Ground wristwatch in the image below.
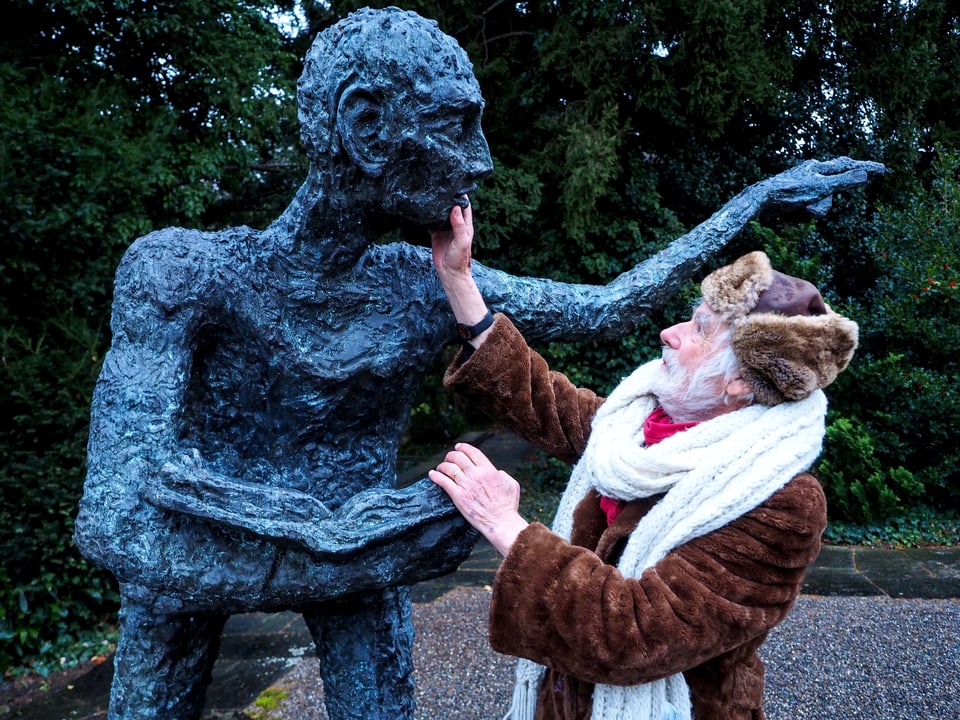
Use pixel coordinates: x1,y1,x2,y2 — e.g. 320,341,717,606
456,309,494,341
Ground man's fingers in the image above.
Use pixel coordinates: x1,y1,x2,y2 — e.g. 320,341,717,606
449,461,466,479
428,469,454,488
454,442,494,468
450,204,464,228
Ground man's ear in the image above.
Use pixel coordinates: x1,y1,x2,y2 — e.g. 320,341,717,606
725,376,754,400
336,88,388,176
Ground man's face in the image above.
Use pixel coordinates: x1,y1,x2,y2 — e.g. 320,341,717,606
659,303,724,375
653,303,734,421
379,75,493,229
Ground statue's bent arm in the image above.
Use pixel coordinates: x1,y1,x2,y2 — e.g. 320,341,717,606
149,458,463,558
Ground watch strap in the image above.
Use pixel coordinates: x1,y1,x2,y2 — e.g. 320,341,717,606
456,309,494,341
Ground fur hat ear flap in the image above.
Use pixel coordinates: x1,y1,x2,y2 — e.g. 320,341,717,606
732,311,859,405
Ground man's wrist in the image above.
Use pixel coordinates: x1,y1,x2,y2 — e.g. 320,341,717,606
486,515,528,557
440,273,490,328
456,309,494,341
438,268,473,287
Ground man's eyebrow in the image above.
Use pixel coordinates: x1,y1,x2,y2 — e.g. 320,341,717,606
693,308,718,331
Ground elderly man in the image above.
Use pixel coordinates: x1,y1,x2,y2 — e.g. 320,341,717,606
429,201,858,720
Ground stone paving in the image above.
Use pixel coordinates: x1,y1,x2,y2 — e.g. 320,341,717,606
5,430,958,720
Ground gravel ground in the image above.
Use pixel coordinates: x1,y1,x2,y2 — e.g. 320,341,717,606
259,588,959,720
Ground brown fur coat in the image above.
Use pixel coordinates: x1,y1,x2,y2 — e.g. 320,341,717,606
443,315,827,720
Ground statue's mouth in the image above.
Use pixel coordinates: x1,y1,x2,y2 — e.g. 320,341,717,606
453,186,476,209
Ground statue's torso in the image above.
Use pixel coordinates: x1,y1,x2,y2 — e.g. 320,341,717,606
179,245,442,502
76,228,458,603
175,232,449,500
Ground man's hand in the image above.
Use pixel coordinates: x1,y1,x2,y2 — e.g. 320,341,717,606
429,442,529,556
428,197,493,345
430,198,474,281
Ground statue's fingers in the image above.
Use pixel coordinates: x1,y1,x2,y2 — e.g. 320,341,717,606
825,168,869,190
158,463,215,496
809,156,855,174
813,157,886,179
804,197,833,218
143,483,201,512
156,462,192,490
860,160,887,178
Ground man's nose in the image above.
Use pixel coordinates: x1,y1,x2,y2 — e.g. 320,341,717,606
660,324,681,348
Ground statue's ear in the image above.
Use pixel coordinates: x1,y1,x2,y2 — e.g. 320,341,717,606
336,88,388,176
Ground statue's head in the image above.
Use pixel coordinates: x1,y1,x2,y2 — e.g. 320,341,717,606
298,7,493,228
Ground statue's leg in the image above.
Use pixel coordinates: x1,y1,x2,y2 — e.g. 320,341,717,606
108,589,229,720
303,585,416,720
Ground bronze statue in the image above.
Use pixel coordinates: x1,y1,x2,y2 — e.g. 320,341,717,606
74,6,884,720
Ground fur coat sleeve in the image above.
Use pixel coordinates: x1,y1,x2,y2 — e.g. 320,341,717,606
443,314,605,464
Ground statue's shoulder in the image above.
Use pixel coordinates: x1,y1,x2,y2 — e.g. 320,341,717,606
365,240,431,272
113,225,258,315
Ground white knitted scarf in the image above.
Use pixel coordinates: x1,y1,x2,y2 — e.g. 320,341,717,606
503,358,827,720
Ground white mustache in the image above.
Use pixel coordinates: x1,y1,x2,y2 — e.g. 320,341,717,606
661,347,680,373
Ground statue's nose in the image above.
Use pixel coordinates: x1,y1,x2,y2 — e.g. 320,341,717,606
466,132,494,181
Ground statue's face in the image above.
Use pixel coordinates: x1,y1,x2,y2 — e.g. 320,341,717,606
380,76,493,229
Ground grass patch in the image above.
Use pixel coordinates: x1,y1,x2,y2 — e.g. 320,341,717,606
3,623,117,680
824,505,960,548
248,686,289,719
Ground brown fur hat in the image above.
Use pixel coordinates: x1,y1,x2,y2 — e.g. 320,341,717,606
701,251,859,405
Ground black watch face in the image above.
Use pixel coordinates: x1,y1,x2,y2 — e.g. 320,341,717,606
457,324,473,340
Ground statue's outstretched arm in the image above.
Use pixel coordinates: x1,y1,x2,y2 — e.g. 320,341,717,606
474,157,885,342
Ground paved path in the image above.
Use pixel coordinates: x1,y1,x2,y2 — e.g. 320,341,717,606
6,430,959,720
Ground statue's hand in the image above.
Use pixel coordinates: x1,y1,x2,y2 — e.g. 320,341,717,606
760,157,886,216
318,480,465,550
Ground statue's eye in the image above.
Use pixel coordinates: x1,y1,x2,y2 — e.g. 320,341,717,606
434,117,464,142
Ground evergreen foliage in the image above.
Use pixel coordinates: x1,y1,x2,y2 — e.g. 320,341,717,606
2,0,958,675
819,149,960,523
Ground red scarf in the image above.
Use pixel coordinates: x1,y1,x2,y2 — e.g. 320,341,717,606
598,406,699,525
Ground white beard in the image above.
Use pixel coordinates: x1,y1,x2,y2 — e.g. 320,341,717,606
649,348,728,422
